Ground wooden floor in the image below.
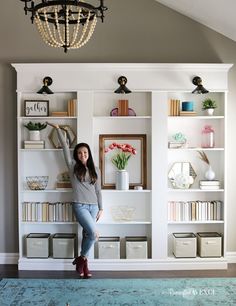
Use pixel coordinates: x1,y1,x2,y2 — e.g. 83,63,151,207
1,264,236,279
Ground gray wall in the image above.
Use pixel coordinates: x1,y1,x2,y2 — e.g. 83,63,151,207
1,0,236,253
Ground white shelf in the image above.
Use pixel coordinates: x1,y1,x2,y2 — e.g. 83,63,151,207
168,148,224,151
20,149,74,152
93,116,151,119
21,189,72,193
97,220,152,225
101,189,151,193
21,221,77,225
168,221,224,224
168,116,224,119
168,188,224,192
19,116,77,119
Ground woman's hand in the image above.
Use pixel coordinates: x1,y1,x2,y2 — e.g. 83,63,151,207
46,122,60,129
96,209,103,222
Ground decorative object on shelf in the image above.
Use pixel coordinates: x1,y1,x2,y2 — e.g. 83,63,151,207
192,76,209,94
182,101,194,112
110,107,136,116
114,76,132,94
202,98,217,116
168,162,197,189
56,171,72,190
115,170,129,190
168,132,188,149
20,0,108,53
134,185,143,190
48,125,76,148
24,121,47,141
26,176,49,190
99,134,147,189
110,206,135,221
197,150,216,181
24,100,49,117
37,76,54,94
201,125,215,148
118,99,129,116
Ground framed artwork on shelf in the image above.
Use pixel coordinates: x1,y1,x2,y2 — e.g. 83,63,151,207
24,100,49,117
99,134,147,189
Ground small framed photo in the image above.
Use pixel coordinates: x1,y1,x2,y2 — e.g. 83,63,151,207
24,100,49,117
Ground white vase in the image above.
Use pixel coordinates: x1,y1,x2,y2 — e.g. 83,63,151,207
116,170,129,190
205,165,215,181
29,130,40,141
206,108,214,116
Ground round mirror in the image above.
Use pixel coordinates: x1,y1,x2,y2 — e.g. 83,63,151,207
168,162,197,189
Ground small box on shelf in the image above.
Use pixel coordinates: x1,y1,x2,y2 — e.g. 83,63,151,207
97,236,120,259
52,233,77,258
173,233,197,258
26,233,50,258
125,236,148,259
197,232,222,257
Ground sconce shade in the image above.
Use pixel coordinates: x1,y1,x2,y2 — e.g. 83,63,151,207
37,76,54,94
114,76,132,94
192,76,209,94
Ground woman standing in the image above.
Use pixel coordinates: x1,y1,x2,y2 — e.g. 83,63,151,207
48,123,103,278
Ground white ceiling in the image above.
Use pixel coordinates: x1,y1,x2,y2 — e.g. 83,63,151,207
156,0,236,42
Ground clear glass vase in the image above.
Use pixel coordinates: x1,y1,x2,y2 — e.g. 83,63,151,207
201,125,215,148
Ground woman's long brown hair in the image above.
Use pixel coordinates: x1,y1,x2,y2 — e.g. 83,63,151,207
73,143,97,184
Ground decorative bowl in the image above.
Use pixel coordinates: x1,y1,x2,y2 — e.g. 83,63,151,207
26,176,49,190
110,206,135,221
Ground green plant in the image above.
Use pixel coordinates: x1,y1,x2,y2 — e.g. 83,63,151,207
202,98,217,110
24,121,47,131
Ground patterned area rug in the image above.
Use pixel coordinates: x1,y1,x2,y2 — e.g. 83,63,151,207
0,277,236,306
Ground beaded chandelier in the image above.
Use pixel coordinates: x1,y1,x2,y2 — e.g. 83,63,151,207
20,0,107,53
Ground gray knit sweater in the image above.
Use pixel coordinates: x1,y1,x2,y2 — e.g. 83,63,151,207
57,128,102,210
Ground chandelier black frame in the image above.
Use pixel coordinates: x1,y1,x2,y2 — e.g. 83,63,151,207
20,0,107,52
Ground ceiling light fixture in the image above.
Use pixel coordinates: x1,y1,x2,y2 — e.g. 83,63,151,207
114,76,132,94
192,76,209,94
20,0,108,53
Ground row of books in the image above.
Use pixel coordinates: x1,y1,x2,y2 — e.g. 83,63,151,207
168,200,223,221
51,99,77,117
22,202,76,222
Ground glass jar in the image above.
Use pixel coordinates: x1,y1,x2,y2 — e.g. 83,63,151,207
201,125,215,148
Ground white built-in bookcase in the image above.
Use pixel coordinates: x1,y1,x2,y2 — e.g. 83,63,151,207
12,63,232,270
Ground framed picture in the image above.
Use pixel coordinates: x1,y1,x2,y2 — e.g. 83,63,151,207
99,134,147,189
24,100,49,117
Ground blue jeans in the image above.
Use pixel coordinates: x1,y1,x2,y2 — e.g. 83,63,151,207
73,203,99,257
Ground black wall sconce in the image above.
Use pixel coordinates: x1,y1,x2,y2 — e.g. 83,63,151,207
192,76,209,94
114,76,132,94
37,76,54,94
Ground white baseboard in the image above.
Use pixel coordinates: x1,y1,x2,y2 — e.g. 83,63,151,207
226,252,236,263
0,253,19,264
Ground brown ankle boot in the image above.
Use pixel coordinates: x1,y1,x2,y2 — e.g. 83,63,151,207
72,256,85,277
83,258,92,278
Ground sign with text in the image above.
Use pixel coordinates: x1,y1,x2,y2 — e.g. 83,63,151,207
24,100,49,117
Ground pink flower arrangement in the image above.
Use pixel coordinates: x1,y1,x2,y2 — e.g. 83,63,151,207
105,142,137,170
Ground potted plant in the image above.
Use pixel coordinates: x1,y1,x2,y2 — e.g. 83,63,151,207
24,121,47,141
202,98,217,116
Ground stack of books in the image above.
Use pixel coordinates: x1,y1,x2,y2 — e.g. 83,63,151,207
179,111,197,116
118,99,129,116
24,140,45,149
199,180,221,190
168,141,186,148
